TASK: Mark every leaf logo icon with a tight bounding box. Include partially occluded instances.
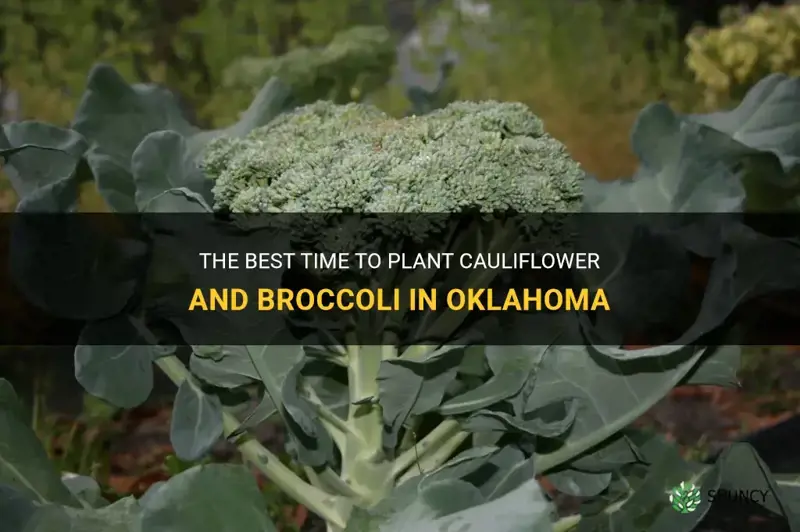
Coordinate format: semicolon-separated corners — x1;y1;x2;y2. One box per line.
669;481;702;514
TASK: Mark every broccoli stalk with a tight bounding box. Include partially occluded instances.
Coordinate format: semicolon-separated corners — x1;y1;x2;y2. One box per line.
199;98;585;527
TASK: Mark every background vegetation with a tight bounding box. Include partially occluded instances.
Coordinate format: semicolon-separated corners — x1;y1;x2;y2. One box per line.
4;0;797;184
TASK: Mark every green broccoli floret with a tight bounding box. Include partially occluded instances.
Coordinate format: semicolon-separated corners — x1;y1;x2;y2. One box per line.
202;99;585;216
221;26;395;105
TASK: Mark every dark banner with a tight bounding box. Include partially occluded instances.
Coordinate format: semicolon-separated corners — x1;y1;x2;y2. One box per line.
2;212;800;346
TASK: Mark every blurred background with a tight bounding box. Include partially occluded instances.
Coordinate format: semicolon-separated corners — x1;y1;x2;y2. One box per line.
1;0;798;209
1;0;800;529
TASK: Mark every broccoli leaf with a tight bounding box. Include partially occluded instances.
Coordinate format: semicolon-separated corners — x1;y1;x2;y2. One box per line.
74;315;156;408
0;121;149;320
68;64;292;212
682;343;741;387
0;380;78;507
579;436;800;531
346;476;553;532
130;131;211;212
687;73;800;171
0;484;40;532
139;464;278;532
378;345;466;451
508;312;708;475
280;358;338;468
12;497;142;532
0;122;88;203
7;209;147;320
583;103;746;214
684;74;800;211
170;377;224;462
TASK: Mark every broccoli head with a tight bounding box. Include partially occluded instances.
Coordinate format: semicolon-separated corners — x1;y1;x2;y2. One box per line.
202;99;585;216
200;99;585;344
221;26;395;105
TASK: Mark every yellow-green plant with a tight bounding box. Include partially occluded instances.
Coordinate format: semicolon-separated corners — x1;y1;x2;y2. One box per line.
686;2;800;108
1;0;158;125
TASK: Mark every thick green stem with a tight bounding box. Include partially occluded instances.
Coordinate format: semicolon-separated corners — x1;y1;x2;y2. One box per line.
398;431;468;483
400;224;521;361
393;419;465;481
154;356;348;529
398;416;422;453
303;382;351;451
552;514;581;531
340;342;394;506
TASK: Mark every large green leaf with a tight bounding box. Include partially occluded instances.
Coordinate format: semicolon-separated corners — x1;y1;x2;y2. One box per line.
7;213;146;320
130;131;212;212
583;225;800;354
17;497;141;532
71;64;292;212
60;472;106;508
0;484;40;532
347;476;554;532
0;380;77;506
0;122;88;202
74;315;156;408
520;339;707;474
577;103;763;342
681;343;741;387
576;223;694;345
1;124;147;321
279;357;338;468
583;103;746;214
687;74;800;171
378;345;466;451
188;334;305;444
463;398;578;440
170;377;224;461
578;437;800;531
586;74;800;214
140;463;278;532
141;216;290;345
438;344;545;416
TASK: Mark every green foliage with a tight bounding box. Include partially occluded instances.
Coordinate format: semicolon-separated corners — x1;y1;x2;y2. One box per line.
423;0;696;178
1;0;160;125
220;26;396;107
3;65;800;530
202;99;584;214
0;0;389;127
686;3;800;108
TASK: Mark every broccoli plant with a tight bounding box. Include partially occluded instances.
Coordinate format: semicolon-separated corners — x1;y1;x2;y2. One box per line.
220;26;396;107
2;63;800;532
